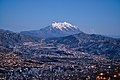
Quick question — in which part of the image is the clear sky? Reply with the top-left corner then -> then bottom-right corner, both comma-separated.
0,0 -> 120,36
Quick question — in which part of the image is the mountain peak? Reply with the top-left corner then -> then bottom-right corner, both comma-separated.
51,22 -> 79,30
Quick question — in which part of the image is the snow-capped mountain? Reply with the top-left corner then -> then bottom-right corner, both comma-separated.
20,22 -> 82,38
52,22 -> 79,31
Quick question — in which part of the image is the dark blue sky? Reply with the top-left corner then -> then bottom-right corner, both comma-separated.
0,0 -> 120,35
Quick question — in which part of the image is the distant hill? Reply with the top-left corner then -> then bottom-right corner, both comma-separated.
0,28 -> 120,58
106,35 -> 120,38
0,29 -> 41,53
45,33 -> 120,57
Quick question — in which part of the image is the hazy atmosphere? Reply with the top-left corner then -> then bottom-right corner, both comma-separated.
0,0 -> 120,35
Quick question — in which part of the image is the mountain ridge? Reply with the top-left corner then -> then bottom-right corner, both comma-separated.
0,28 -> 120,58
45,33 -> 120,57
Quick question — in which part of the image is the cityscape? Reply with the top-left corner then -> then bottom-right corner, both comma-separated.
0,27 -> 120,80
0,0 -> 120,80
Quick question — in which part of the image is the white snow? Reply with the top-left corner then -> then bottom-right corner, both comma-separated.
52,22 -> 79,31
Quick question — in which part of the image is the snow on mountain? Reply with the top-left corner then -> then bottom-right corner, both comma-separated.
20,22 -> 82,38
52,22 -> 79,31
